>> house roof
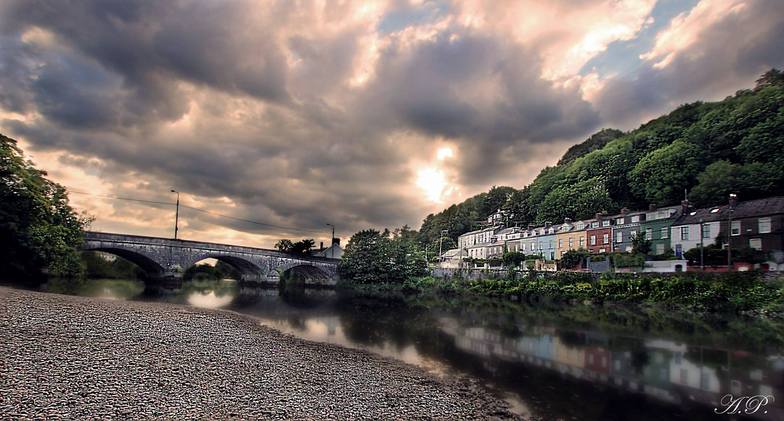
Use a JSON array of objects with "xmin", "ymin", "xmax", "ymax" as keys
[{"xmin": 675, "ymin": 196, "xmax": 784, "ymax": 225}]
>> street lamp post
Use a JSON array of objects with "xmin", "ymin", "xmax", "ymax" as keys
[
  {"xmin": 171, "ymin": 189, "xmax": 180, "ymax": 240},
  {"xmin": 326, "ymin": 223, "xmax": 335, "ymax": 258},
  {"xmin": 699, "ymin": 218, "xmax": 704, "ymax": 271},
  {"xmin": 439, "ymin": 229, "xmax": 448, "ymax": 263},
  {"xmin": 727, "ymin": 193, "xmax": 736, "ymax": 269}
]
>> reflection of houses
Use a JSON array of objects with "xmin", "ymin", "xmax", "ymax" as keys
[{"xmin": 439, "ymin": 321, "xmax": 782, "ymax": 417}]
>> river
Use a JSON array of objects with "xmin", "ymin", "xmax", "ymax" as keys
[{"xmin": 17, "ymin": 278, "xmax": 784, "ymax": 420}]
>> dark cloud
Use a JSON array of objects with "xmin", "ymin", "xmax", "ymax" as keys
[{"xmin": 1, "ymin": 0, "xmax": 782, "ymax": 244}]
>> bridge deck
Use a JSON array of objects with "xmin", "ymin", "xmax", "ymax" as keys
[{"xmin": 84, "ymin": 231, "xmax": 339, "ymax": 264}]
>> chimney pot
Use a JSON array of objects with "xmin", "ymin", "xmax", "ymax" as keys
[{"xmin": 621, "ymin": 207, "xmax": 629, "ymax": 215}]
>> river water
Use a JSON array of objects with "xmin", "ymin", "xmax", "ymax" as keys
[{"xmin": 23, "ymin": 278, "xmax": 784, "ymax": 420}]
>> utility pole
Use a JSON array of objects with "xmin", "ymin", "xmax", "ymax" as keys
[
  {"xmin": 326, "ymin": 223, "xmax": 335, "ymax": 258},
  {"xmin": 727, "ymin": 193, "xmax": 736, "ymax": 269},
  {"xmin": 170, "ymin": 189, "xmax": 180, "ymax": 240}
]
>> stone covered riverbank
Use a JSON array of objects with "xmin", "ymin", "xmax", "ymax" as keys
[{"xmin": 0, "ymin": 287, "xmax": 518, "ymax": 420}]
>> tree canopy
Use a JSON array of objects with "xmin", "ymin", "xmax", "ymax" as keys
[{"xmin": 1, "ymin": 134, "xmax": 89, "ymax": 280}]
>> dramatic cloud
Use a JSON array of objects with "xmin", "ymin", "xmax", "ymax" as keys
[{"xmin": 0, "ymin": 0, "xmax": 782, "ymax": 246}]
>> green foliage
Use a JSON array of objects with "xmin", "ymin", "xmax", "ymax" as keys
[
  {"xmin": 417, "ymin": 69, "xmax": 784, "ymax": 241},
  {"xmin": 629, "ymin": 140, "xmax": 704, "ymax": 206},
  {"xmin": 611, "ymin": 253, "xmax": 645, "ymax": 268},
  {"xmin": 502, "ymin": 251, "xmax": 526, "ymax": 267},
  {"xmin": 632, "ymin": 231, "xmax": 652, "ymax": 255},
  {"xmin": 82, "ymin": 251, "xmax": 145, "ymax": 279},
  {"xmin": 183, "ymin": 261, "xmax": 242, "ymax": 281},
  {"xmin": 338, "ymin": 228, "xmax": 427, "ymax": 284},
  {"xmin": 535, "ymin": 177, "xmax": 615, "ymax": 223},
  {"xmin": 559, "ymin": 249, "xmax": 589, "ymax": 270},
  {"xmin": 1, "ymin": 134, "xmax": 89, "ymax": 280},
  {"xmin": 342, "ymin": 272, "xmax": 784, "ymax": 316},
  {"xmin": 558, "ymin": 128, "xmax": 625, "ymax": 165}
]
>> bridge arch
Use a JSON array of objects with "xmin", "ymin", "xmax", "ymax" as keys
[
  {"xmin": 81, "ymin": 247, "xmax": 166, "ymax": 277},
  {"xmin": 183, "ymin": 253, "xmax": 264, "ymax": 281},
  {"xmin": 277, "ymin": 262, "xmax": 334, "ymax": 286}
]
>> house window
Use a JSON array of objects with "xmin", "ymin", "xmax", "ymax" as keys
[
  {"xmin": 661, "ymin": 227, "xmax": 669, "ymax": 239},
  {"xmin": 759, "ymin": 217, "xmax": 772, "ymax": 234},
  {"xmin": 602, "ymin": 220, "xmax": 610, "ymax": 227},
  {"xmin": 655, "ymin": 243, "xmax": 665, "ymax": 255},
  {"xmin": 631, "ymin": 215, "xmax": 640, "ymax": 223},
  {"xmin": 568, "ymin": 238, "xmax": 573, "ymax": 248},
  {"xmin": 680, "ymin": 227, "xmax": 689, "ymax": 241},
  {"xmin": 558, "ymin": 239, "xmax": 563, "ymax": 248},
  {"xmin": 579, "ymin": 237, "xmax": 585, "ymax": 247},
  {"xmin": 591, "ymin": 222, "xmax": 599, "ymax": 228},
  {"xmin": 645, "ymin": 228, "xmax": 653, "ymax": 240},
  {"xmin": 616, "ymin": 232, "xmax": 623, "ymax": 243},
  {"xmin": 590, "ymin": 235, "xmax": 596, "ymax": 246},
  {"xmin": 702, "ymin": 224, "xmax": 711, "ymax": 239},
  {"xmin": 599, "ymin": 248, "xmax": 606, "ymax": 253},
  {"xmin": 603, "ymin": 234, "xmax": 609, "ymax": 244},
  {"xmin": 731, "ymin": 221, "xmax": 741, "ymax": 236},
  {"xmin": 749, "ymin": 238, "xmax": 762, "ymax": 250},
  {"xmin": 616, "ymin": 218, "xmax": 624, "ymax": 225}
]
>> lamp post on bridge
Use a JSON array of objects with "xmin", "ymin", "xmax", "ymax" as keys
[{"xmin": 171, "ymin": 189, "xmax": 180, "ymax": 240}]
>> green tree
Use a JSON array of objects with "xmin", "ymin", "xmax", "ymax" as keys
[
  {"xmin": 338, "ymin": 229, "xmax": 391, "ymax": 284},
  {"xmin": 536, "ymin": 177, "xmax": 614, "ymax": 223},
  {"xmin": 629, "ymin": 140, "xmax": 704, "ymax": 206},
  {"xmin": 631, "ymin": 232, "xmax": 652, "ymax": 255},
  {"xmin": 559, "ymin": 249, "xmax": 589, "ymax": 270},
  {"xmin": 1, "ymin": 134, "xmax": 89, "ymax": 280}
]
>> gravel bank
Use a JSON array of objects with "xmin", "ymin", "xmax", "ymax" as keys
[{"xmin": 0, "ymin": 287, "xmax": 519, "ymax": 420}]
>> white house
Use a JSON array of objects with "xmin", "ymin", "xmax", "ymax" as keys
[{"xmin": 670, "ymin": 207, "xmax": 723, "ymax": 257}]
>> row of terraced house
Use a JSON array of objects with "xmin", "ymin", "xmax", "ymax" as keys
[{"xmin": 439, "ymin": 196, "xmax": 784, "ymax": 271}]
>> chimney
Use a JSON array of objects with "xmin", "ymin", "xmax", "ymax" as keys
[
  {"xmin": 594, "ymin": 212, "xmax": 602, "ymax": 221},
  {"xmin": 564, "ymin": 217, "xmax": 572, "ymax": 224},
  {"xmin": 527, "ymin": 224, "xmax": 533, "ymax": 230},
  {"xmin": 681, "ymin": 199, "xmax": 690, "ymax": 214},
  {"xmin": 729, "ymin": 193, "xmax": 738, "ymax": 208},
  {"xmin": 332, "ymin": 237, "xmax": 340, "ymax": 246},
  {"xmin": 649, "ymin": 204, "xmax": 656, "ymax": 211},
  {"xmin": 544, "ymin": 221, "xmax": 552, "ymax": 229},
  {"xmin": 621, "ymin": 207, "xmax": 629, "ymax": 215},
  {"xmin": 320, "ymin": 241, "xmax": 324, "ymax": 250}
]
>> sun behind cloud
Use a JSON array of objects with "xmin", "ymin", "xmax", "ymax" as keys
[{"xmin": 415, "ymin": 167, "xmax": 449, "ymax": 203}]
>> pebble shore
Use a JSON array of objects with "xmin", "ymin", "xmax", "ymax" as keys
[{"xmin": 0, "ymin": 287, "xmax": 519, "ymax": 420}]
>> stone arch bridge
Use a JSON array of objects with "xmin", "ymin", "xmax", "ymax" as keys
[{"xmin": 83, "ymin": 232, "xmax": 339, "ymax": 288}]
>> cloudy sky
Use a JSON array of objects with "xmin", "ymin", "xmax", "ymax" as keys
[{"xmin": 1, "ymin": 0, "xmax": 783, "ymax": 247}]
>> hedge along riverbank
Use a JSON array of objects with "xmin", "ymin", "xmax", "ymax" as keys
[{"xmin": 338, "ymin": 271, "xmax": 784, "ymax": 317}]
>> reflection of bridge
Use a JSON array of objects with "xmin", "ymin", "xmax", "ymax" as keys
[{"xmin": 83, "ymin": 232, "xmax": 339, "ymax": 287}]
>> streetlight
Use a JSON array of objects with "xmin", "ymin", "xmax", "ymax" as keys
[
  {"xmin": 171, "ymin": 189, "xmax": 180, "ymax": 240},
  {"xmin": 439, "ymin": 229, "xmax": 448, "ymax": 263},
  {"xmin": 727, "ymin": 193, "xmax": 737, "ymax": 269},
  {"xmin": 326, "ymin": 223, "xmax": 335, "ymax": 258},
  {"xmin": 699, "ymin": 218, "xmax": 704, "ymax": 271}
]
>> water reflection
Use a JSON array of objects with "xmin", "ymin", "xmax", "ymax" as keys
[{"xmin": 30, "ymin": 278, "xmax": 784, "ymax": 420}]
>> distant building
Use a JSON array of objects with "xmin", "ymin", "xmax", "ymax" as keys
[
  {"xmin": 611, "ymin": 208, "xmax": 646, "ymax": 253},
  {"xmin": 641, "ymin": 204, "xmax": 681, "ymax": 255},
  {"xmin": 312, "ymin": 238, "xmax": 343, "ymax": 259},
  {"xmin": 555, "ymin": 218, "xmax": 588, "ymax": 259},
  {"xmin": 585, "ymin": 213, "xmax": 613, "ymax": 254}
]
